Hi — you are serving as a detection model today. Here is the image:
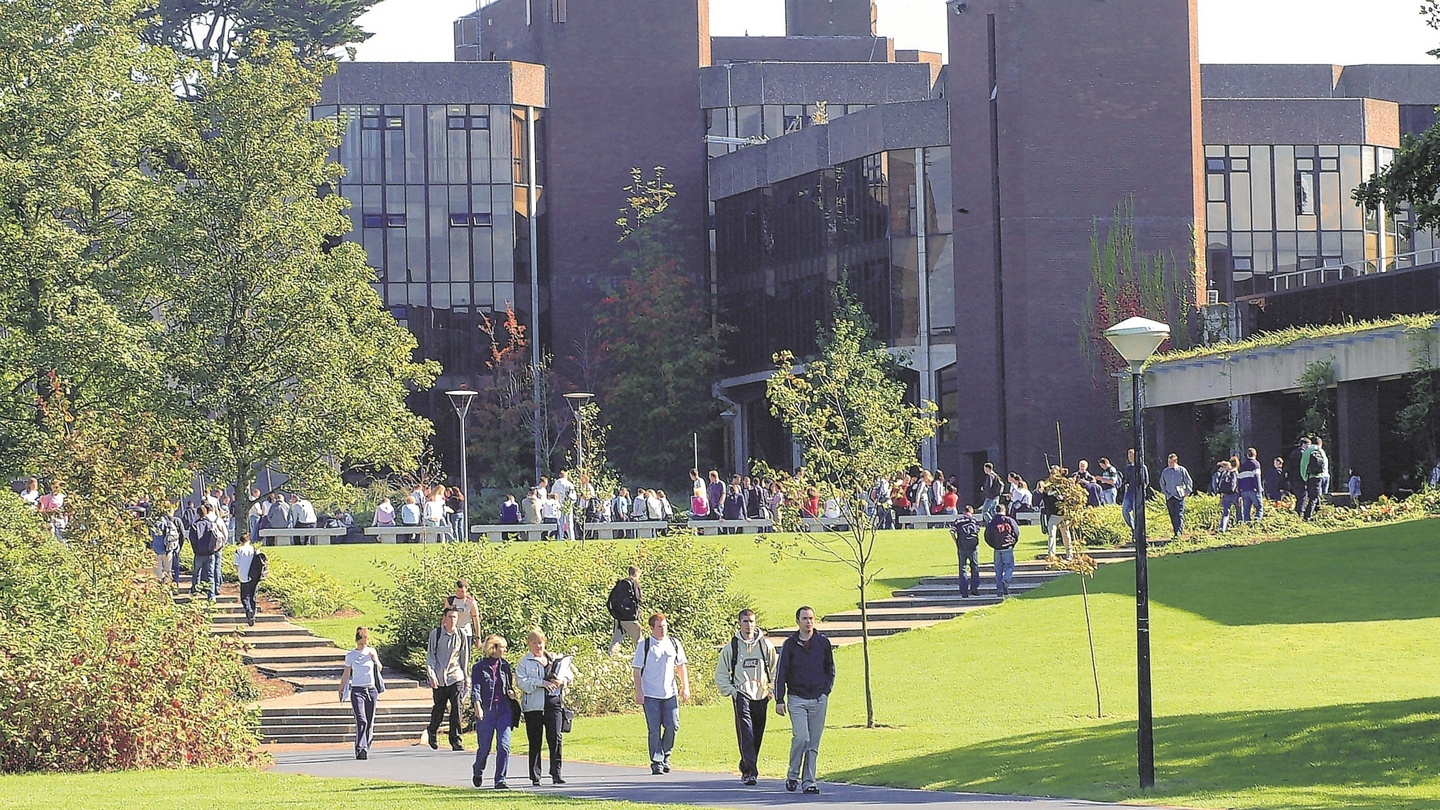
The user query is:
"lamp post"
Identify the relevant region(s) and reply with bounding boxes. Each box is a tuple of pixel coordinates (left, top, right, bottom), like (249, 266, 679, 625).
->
(1103, 316, 1170, 791)
(446, 390, 478, 542)
(562, 392, 595, 470)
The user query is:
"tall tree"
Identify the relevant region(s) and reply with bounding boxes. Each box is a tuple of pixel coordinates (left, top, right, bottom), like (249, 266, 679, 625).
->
(154, 37, 437, 533)
(140, 0, 381, 65)
(593, 168, 728, 483)
(764, 286, 939, 728)
(0, 0, 184, 474)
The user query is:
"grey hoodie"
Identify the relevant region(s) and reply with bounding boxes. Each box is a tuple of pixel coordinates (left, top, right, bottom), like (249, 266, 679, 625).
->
(714, 630, 778, 701)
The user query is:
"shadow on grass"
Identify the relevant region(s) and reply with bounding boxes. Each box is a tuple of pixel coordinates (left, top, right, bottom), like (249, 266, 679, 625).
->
(829, 697, 1440, 809)
(1022, 523, 1440, 626)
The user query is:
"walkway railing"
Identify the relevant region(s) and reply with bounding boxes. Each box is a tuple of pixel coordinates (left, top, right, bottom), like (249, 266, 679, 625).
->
(1268, 246, 1440, 292)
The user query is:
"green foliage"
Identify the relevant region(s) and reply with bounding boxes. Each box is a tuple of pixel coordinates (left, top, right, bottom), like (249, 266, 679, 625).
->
(141, 0, 381, 66)
(0, 0, 185, 475)
(156, 39, 437, 528)
(1297, 360, 1336, 441)
(593, 168, 727, 483)
(1395, 325, 1439, 470)
(0, 495, 260, 772)
(377, 534, 743, 713)
(1080, 196, 1198, 388)
(218, 552, 354, 619)
(570, 400, 621, 504)
(1148, 314, 1438, 367)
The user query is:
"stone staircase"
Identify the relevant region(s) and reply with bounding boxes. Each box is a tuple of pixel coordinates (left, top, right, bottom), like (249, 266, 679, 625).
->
(770, 545, 1139, 647)
(180, 592, 433, 745)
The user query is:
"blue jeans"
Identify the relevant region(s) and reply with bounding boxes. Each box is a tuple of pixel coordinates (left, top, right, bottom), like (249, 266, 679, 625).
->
(249, 515, 261, 545)
(993, 547, 1015, 596)
(956, 545, 980, 597)
(1100, 487, 1117, 505)
(643, 695, 680, 766)
(474, 702, 512, 784)
(1220, 494, 1239, 531)
(191, 552, 212, 595)
(1121, 490, 1136, 529)
(1239, 491, 1262, 522)
(210, 547, 225, 597)
(980, 498, 999, 520)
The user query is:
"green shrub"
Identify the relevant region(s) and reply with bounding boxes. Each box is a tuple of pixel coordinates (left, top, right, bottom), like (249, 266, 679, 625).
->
(211, 550, 354, 619)
(0, 495, 260, 772)
(378, 532, 743, 715)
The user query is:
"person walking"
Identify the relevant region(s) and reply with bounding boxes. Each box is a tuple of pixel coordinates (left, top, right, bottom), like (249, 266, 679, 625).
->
(1121, 449, 1140, 529)
(209, 506, 229, 599)
(446, 580, 481, 640)
(949, 505, 983, 598)
(1159, 453, 1194, 539)
(1347, 468, 1362, 505)
(774, 606, 835, 795)
(425, 607, 471, 751)
(234, 532, 260, 626)
(517, 628, 573, 786)
(984, 502, 1021, 596)
(1237, 447, 1263, 523)
(470, 635, 518, 789)
(606, 566, 644, 657)
(978, 462, 1003, 519)
(1212, 460, 1239, 531)
(1095, 457, 1121, 505)
(632, 612, 690, 775)
(714, 609, 778, 786)
(190, 504, 218, 599)
(339, 626, 385, 760)
(1291, 437, 1315, 518)
(1265, 457, 1290, 504)
(151, 501, 181, 586)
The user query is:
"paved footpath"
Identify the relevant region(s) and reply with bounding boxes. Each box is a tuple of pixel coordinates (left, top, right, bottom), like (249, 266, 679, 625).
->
(271, 745, 1188, 810)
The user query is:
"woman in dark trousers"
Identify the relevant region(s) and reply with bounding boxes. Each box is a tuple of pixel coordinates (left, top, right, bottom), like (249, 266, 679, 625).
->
(516, 628, 574, 786)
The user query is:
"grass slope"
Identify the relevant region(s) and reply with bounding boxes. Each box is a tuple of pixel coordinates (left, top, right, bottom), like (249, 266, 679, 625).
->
(564, 521, 1440, 810)
(0, 769, 687, 809)
(264, 528, 1049, 648)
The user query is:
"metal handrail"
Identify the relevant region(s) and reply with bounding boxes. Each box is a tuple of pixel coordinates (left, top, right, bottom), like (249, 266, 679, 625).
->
(1267, 246, 1440, 292)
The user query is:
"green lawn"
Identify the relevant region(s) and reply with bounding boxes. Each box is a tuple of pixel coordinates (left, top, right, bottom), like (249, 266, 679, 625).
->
(264, 527, 1050, 647)
(562, 521, 1440, 810)
(0, 769, 688, 809)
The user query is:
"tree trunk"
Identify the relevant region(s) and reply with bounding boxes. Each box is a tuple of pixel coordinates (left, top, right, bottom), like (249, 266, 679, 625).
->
(859, 576, 875, 728)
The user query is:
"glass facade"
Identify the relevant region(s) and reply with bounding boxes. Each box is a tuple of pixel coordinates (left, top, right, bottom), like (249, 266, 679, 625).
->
(313, 103, 548, 376)
(713, 146, 953, 371)
(706, 103, 872, 158)
(1203, 143, 1404, 298)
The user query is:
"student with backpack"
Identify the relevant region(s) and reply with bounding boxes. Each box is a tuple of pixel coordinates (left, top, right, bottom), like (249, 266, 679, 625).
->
(189, 505, 219, 600)
(234, 532, 265, 626)
(713, 609, 778, 786)
(983, 502, 1021, 598)
(606, 566, 643, 656)
(150, 501, 182, 586)
(950, 505, 983, 598)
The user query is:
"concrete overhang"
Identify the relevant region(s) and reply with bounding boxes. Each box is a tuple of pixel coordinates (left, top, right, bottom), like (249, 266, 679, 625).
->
(1121, 321, 1440, 411)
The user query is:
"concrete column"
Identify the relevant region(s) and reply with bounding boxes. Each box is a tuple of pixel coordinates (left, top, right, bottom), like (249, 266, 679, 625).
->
(1244, 392, 1286, 462)
(1336, 379, 1380, 498)
(1152, 404, 1205, 475)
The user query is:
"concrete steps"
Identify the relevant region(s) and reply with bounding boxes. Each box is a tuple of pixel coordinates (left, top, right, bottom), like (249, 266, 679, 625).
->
(258, 703, 435, 744)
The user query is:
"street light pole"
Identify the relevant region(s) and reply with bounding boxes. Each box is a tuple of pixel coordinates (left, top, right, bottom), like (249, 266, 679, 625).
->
(1104, 317, 1169, 791)
(446, 390, 478, 542)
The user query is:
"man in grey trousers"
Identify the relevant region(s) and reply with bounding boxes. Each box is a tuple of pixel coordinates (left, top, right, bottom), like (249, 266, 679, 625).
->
(774, 606, 835, 795)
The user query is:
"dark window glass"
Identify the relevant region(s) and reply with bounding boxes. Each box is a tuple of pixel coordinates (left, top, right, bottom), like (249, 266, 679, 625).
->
(471, 116, 490, 130)
(362, 117, 381, 129)
(449, 213, 470, 227)
(472, 213, 493, 227)
(363, 213, 385, 228)
(1206, 157, 1226, 172)
(448, 116, 467, 130)
(386, 213, 406, 227)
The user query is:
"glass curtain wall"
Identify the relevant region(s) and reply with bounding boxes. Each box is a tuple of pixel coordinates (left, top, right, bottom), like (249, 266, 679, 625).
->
(706, 103, 873, 158)
(314, 103, 546, 376)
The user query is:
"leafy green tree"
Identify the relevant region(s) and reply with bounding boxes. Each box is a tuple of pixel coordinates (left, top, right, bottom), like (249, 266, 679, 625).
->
(140, 0, 380, 65)
(0, 0, 185, 475)
(764, 286, 939, 728)
(593, 168, 728, 484)
(154, 38, 436, 534)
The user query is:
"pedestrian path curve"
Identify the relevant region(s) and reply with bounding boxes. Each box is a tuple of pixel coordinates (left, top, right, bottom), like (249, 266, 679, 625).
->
(271, 746, 1192, 810)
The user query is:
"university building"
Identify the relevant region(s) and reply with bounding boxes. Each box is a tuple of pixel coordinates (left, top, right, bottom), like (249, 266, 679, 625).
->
(317, 0, 1440, 497)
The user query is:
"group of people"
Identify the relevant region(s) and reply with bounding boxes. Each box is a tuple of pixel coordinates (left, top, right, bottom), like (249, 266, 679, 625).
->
(145, 494, 269, 624)
(17, 477, 68, 541)
(340, 569, 838, 795)
(371, 483, 466, 541)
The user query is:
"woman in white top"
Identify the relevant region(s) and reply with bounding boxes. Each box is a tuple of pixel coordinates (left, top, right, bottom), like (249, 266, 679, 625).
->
(516, 628, 574, 786)
(339, 626, 385, 760)
(233, 533, 258, 626)
(1008, 473, 1033, 510)
(424, 487, 448, 527)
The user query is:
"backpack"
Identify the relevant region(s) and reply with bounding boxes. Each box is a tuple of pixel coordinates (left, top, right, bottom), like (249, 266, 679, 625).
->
(607, 578, 638, 620)
(986, 517, 1017, 550)
(249, 551, 269, 581)
(951, 516, 981, 552)
(727, 636, 775, 688)
(264, 503, 289, 529)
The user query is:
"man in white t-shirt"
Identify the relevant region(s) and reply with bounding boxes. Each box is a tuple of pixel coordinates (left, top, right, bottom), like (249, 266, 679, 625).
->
(632, 612, 690, 775)
(551, 470, 576, 540)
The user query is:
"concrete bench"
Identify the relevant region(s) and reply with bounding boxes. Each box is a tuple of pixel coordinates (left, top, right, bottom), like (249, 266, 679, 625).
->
(687, 518, 775, 536)
(1012, 508, 1041, 526)
(584, 521, 671, 539)
(471, 524, 551, 542)
(798, 517, 849, 532)
(897, 514, 959, 530)
(258, 527, 349, 546)
(363, 525, 453, 544)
